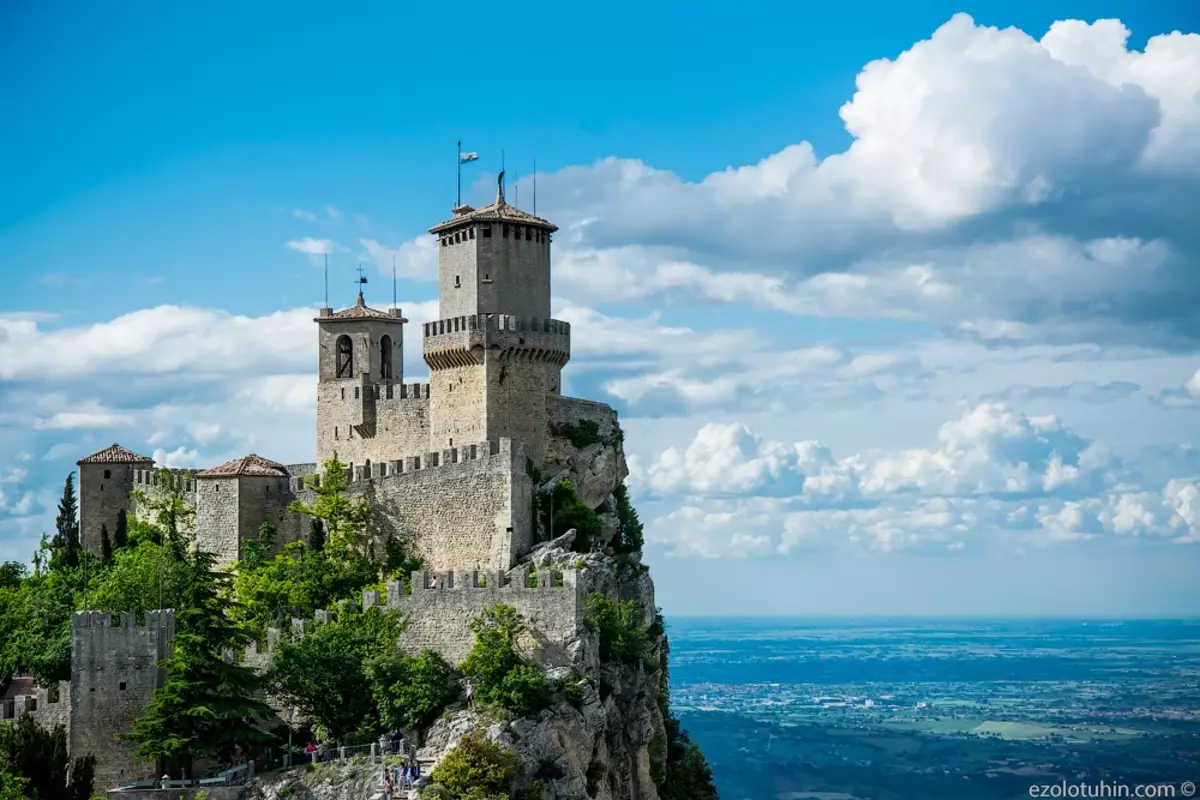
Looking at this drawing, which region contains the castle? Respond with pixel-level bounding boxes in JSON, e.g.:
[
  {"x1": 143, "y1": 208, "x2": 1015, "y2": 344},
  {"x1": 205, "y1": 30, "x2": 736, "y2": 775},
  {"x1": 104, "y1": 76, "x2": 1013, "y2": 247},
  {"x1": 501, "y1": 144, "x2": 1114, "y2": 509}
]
[{"x1": 6, "y1": 185, "x2": 630, "y2": 788}]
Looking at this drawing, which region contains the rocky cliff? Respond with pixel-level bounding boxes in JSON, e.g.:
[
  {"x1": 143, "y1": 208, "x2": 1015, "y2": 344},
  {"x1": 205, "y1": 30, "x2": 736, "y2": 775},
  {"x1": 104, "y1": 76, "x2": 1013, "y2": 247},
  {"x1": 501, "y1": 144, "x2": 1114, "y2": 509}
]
[{"x1": 245, "y1": 420, "x2": 714, "y2": 800}]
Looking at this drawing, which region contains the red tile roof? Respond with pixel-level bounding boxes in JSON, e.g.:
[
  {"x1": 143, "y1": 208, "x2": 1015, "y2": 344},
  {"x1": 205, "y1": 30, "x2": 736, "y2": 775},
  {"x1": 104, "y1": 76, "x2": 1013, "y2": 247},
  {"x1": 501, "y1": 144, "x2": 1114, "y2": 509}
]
[
  {"x1": 196, "y1": 454, "x2": 288, "y2": 478},
  {"x1": 314, "y1": 291, "x2": 405, "y2": 323},
  {"x1": 77, "y1": 443, "x2": 154, "y2": 465},
  {"x1": 429, "y1": 199, "x2": 557, "y2": 234},
  {"x1": 2, "y1": 676, "x2": 37, "y2": 699}
]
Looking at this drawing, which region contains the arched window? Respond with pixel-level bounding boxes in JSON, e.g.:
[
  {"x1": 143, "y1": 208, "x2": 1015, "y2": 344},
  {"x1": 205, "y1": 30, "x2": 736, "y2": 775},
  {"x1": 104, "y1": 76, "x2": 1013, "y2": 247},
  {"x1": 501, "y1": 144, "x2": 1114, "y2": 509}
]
[
  {"x1": 380, "y1": 335, "x2": 393, "y2": 379},
  {"x1": 336, "y1": 335, "x2": 353, "y2": 377}
]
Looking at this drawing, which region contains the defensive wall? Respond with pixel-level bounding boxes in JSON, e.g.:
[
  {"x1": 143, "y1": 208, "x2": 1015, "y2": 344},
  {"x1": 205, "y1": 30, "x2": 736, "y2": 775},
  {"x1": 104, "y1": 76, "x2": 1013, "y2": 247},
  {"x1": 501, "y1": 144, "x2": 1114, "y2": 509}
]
[
  {"x1": 347, "y1": 437, "x2": 533, "y2": 571},
  {"x1": 235, "y1": 565, "x2": 582, "y2": 670},
  {"x1": 1, "y1": 680, "x2": 71, "y2": 734},
  {"x1": 315, "y1": 377, "x2": 432, "y2": 468},
  {"x1": 70, "y1": 610, "x2": 175, "y2": 789}
]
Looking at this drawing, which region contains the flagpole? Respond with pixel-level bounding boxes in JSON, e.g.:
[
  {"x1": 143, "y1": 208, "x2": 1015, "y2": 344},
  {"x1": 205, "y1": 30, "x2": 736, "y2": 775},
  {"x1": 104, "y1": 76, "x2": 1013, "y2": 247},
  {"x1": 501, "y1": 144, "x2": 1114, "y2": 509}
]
[{"x1": 457, "y1": 140, "x2": 462, "y2": 208}]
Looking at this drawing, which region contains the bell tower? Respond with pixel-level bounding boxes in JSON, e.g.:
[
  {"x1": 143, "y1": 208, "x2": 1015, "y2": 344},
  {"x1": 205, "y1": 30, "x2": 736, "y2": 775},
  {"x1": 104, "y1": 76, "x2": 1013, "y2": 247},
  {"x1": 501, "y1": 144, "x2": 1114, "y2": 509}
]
[
  {"x1": 314, "y1": 290, "x2": 407, "y2": 467},
  {"x1": 423, "y1": 179, "x2": 570, "y2": 463}
]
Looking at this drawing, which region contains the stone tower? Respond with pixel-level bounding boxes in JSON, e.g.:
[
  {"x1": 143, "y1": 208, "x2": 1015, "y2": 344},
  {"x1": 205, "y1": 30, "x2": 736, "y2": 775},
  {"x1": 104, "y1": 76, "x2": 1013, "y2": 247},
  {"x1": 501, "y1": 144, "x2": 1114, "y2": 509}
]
[
  {"x1": 424, "y1": 185, "x2": 571, "y2": 464},
  {"x1": 76, "y1": 444, "x2": 154, "y2": 554},
  {"x1": 314, "y1": 292, "x2": 409, "y2": 467}
]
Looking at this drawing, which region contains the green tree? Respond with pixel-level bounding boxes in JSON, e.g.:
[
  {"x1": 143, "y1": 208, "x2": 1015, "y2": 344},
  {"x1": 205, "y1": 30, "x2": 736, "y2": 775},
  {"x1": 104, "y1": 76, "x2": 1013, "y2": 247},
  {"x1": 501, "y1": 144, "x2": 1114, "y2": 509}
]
[
  {"x1": 88, "y1": 540, "x2": 191, "y2": 617},
  {"x1": 288, "y1": 455, "x2": 371, "y2": 557},
  {"x1": 460, "y1": 604, "x2": 550, "y2": 716},
  {"x1": 0, "y1": 563, "x2": 24, "y2": 591},
  {"x1": 612, "y1": 483, "x2": 644, "y2": 554},
  {"x1": 0, "y1": 715, "x2": 95, "y2": 800},
  {"x1": 366, "y1": 649, "x2": 458, "y2": 732},
  {"x1": 121, "y1": 550, "x2": 274, "y2": 777},
  {"x1": 48, "y1": 475, "x2": 81, "y2": 572},
  {"x1": 231, "y1": 541, "x2": 377, "y2": 640},
  {"x1": 112, "y1": 509, "x2": 129, "y2": 551},
  {"x1": 265, "y1": 607, "x2": 401, "y2": 743},
  {"x1": 99, "y1": 525, "x2": 113, "y2": 567},
  {"x1": 133, "y1": 469, "x2": 196, "y2": 561},
  {"x1": 427, "y1": 731, "x2": 517, "y2": 800},
  {"x1": 241, "y1": 523, "x2": 277, "y2": 570},
  {"x1": 585, "y1": 594, "x2": 650, "y2": 663},
  {"x1": 307, "y1": 519, "x2": 325, "y2": 552}
]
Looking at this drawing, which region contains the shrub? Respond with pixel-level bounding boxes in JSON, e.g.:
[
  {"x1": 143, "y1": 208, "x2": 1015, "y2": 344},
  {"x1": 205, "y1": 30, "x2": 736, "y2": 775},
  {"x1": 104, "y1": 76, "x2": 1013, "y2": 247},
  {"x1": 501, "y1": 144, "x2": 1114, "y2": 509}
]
[
  {"x1": 428, "y1": 731, "x2": 517, "y2": 798},
  {"x1": 366, "y1": 648, "x2": 459, "y2": 731},
  {"x1": 537, "y1": 480, "x2": 602, "y2": 552},
  {"x1": 460, "y1": 604, "x2": 551, "y2": 717},
  {"x1": 496, "y1": 664, "x2": 552, "y2": 717},
  {"x1": 550, "y1": 419, "x2": 601, "y2": 448},
  {"x1": 585, "y1": 594, "x2": 651, "y2": 664},
  {"x1": 586, "y1": 759, "x2": 608, "y2": 795}
]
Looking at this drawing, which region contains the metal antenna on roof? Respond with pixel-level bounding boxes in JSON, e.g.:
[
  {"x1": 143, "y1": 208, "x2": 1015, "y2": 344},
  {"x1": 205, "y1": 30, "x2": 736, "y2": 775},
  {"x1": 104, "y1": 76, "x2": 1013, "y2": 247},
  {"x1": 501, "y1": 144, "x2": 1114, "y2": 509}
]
[
  {"x1": 324, "y1": 253, "x2": 329, "y2": 308},
  {"x1": 502, "y1": 150, "x2": 506, "y2": 200},
  {"x1": 392, "y1": 254, "x2": 397, "y2": 310},
  {"x1": 533, "y1": 159, "x2": 537, "y2": 216},
  {"x1": 515, "y1": 170, "x2": 519, "y2": 208}
]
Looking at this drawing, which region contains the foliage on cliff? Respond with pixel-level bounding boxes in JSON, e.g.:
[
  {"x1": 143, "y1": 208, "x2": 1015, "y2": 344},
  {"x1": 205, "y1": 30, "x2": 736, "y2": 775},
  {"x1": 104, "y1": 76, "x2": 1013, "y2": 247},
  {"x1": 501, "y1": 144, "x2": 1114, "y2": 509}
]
[
  {"x1": 653, "y1": 621, "x2": 719, "y2": 800},
  {"x1": 288, "y1": 453, "x2": 372, "y2": 556},
  {"x1": 264, "y1": 606, "x2": 399, "y2": 742},
  {"x1": 366, "y1": 648, "x2": 459, "y2": 732},
  {"x1": 460, "y1": 604, "x2": 551, "y2": 717},
  {"x1": 426, "y1": 731, "x2": 518, "y2": 800},
  {"x1": 0, "y1": 715, "x2": 95, "y2": 800}
]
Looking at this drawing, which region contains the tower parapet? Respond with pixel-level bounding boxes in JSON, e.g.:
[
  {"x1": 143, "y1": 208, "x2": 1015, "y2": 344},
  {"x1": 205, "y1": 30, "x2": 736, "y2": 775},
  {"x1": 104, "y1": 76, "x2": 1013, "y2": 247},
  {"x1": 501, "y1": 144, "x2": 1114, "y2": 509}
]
[{"x1": 422, "y1": 314, "x2": 571, "y2": 370}]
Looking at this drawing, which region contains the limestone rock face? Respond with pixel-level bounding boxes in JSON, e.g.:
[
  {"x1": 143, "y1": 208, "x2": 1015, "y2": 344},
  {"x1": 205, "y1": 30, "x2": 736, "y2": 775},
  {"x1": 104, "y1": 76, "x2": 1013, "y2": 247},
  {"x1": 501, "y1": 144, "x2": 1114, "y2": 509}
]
[
  {"x1": 543, "y1": 409, "x2": 629, "y2": 513},
  {"x1": 246, "y1": 762, "x2": 388, "y2": 800}
]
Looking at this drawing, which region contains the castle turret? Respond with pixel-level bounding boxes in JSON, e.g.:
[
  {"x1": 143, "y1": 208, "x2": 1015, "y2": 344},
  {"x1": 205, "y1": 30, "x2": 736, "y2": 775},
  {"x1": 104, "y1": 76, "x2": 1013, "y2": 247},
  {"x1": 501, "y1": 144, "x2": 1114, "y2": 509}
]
[
  {"x1": 194, "y1": 454, "x2": 291, "y2": 567},
  {"x1": 424, "y1": 186, "x2": 570, "y2": 463},
  {"x1": 77, "y1": 443, "x2": 154, "y2": 554},
  {"x1": 314, "y1": 292, "x2": 409, "y2": 467}
]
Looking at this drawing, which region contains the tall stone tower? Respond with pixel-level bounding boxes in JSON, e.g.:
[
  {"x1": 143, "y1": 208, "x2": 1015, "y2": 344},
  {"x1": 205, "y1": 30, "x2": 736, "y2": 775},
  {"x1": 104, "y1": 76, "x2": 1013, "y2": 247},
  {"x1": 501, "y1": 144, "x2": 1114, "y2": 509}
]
[
  {"x1": 314, "y1": 292, "x2": 409, "y2": 467},
  {"x1": 423, "y1": 183, "x2": 571, "y2": 464},
  {"x1": 76, "y1": 444, "x2": 154, "y2": 553}
]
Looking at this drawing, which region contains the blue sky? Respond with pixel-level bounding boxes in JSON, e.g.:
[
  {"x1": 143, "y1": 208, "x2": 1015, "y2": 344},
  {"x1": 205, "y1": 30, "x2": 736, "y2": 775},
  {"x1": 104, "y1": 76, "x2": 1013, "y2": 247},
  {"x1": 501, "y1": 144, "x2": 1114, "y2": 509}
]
[{"x1": 2, "y1": 1, "x2": 1199, "y2": 616}]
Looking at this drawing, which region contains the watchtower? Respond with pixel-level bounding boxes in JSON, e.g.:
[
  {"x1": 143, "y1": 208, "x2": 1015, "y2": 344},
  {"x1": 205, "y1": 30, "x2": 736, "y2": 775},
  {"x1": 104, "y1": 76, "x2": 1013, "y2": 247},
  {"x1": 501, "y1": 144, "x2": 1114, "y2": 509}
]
[
  {"x1": 77, "y1": 444, "x2": 154, "y2": 554},
  {"x1": 314, "y1": 291, "x2": 408, "y2": 466},
  {"x1": 424, "y1": 181, "x2": 571, "y2": 463}
]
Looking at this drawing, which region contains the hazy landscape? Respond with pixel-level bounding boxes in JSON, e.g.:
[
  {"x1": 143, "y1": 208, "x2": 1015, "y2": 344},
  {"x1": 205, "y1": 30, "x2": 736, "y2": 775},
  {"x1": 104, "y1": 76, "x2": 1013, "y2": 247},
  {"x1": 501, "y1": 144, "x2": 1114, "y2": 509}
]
[{"x1": 669, "y1": 618, "x2": 1200, "y2": 800}]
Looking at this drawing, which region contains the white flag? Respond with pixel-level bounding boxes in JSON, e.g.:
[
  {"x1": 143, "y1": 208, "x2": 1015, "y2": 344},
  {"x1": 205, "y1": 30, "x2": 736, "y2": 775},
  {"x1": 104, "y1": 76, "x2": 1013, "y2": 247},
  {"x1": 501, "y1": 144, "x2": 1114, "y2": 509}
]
[{"x1": 460, "y1": 152, "x2": 479, "y2": 163}]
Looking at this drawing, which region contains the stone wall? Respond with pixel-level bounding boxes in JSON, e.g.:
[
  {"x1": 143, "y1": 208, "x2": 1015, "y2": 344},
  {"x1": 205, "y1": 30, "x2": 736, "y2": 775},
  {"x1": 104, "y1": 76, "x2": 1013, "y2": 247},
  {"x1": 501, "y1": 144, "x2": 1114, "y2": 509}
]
[
  {"x1": 380, "y1": 567, "x2": 583, "y2": 666},
  {"x1": 356, "y1": 438, "x2": 532, "y2": 571},
  {"x1": 71, "y1": 610, "x2": 175, "y2": 790},
  {"x1": 239, "y1": 565, "x2": 583, "y2": 671},
  {"x1": 435, "y1": 220, "x2": 552, "y2": 320},
  {"x1": 2, "y1": 681, "x2": 71, "y2": 734},
  {"x1": 79, "y1": 462, "x2": 143, "y2": 554},
  {"x1": 315, "y1": 377, "x2": 432, "y2": 468}
]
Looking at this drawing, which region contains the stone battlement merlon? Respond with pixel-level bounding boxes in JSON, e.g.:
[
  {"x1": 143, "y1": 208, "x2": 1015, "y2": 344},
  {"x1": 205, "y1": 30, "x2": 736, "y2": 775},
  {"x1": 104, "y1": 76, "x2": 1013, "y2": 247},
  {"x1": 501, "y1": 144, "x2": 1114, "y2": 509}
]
[
  {"x1": 340, "y1": 437, "x2": 519, "y2": 486},
  {"x1": 132, "y1": 468, "x2": 196, "y2": 493},
  {"x1": 71, "y1": 609, "x2": 175, "y2": 630},
  {"x1": 422, "y1": 315, "x2": 571, "y2": 370},
  {"x1": 422, "y1": 314, "x2": 571, "y2": 338}
]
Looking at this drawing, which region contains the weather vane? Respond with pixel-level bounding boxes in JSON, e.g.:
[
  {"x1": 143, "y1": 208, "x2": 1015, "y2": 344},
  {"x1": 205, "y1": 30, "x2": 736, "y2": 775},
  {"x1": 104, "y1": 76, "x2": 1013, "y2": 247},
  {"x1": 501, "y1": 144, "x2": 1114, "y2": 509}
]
[{"x1": 356, "y1": 264, "x2": 368, "y2": 286}]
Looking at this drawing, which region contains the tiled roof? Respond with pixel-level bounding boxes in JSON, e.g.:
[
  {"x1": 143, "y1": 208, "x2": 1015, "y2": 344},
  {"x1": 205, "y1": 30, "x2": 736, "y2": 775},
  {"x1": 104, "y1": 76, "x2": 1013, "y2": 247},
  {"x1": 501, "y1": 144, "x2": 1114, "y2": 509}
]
[
  {"x1": 429, "y1": 199, "x2": 558, "y2": 234},
  {"x1": 77, "y1": 443, "x2": 154, "y2": 465},
  {"x1": 2, "y1": 676, "x2": 37, "y2": 699},
  {"x1": 196, "y1": 454, "x2": 288, "y2": 478},
  {"x1": 314, "y1": 292, "x2": 405, "y2": 323}
]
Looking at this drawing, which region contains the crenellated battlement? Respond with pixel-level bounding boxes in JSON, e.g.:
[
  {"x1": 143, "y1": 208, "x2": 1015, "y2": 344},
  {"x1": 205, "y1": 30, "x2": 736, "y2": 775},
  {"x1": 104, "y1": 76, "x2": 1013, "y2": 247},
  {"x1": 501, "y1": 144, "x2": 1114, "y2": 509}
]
[
  {"x1": 71, "y1": 609, "x2": 175, "y2": 631},
  {"x1": 132, "y1": 468, "x2": 196, "y2": 494},
  {"x1": 339, "y1": 436, "x2": 519, "y2": 486},
  {"x1": 237, "y1": 565, "x2": 581, "y2": 668},
  {"x1": 422, "y1": 314, "x2": 571, "y2": 370}
]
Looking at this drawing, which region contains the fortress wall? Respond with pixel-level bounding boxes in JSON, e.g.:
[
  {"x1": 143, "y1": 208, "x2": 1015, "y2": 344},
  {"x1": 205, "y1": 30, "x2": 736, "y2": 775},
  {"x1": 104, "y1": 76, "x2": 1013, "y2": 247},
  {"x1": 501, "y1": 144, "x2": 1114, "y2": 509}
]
[
  {"x1": 70, "y1": 610, "x2": 174, "y2": 789},
  {"x1": 429, "y1": 364, "x2": 486, "y2": 450},
  {"x1": 353, "y1": 438, "x2": 532, "y2": 571},
  {"x1": 316, "y1": 378, "x2": 432, "y2": 467},
  {"x1": 377, "y1": 567, "x2": 583, "y2": 666},
  {"x1": 486, "y1": 357, "x2": 559, "y2": 467},
  {"x1": 238, "y1": 565, "x2": 582, "y2": 670}
]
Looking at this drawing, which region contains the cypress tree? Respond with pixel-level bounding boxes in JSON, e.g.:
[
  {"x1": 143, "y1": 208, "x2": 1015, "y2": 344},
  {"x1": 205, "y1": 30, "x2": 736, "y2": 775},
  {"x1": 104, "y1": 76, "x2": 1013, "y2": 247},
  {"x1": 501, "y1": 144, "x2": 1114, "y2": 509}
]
[
  {"x1": 100, "y1": 524, "x2": 113, "y2": 566},
  {"x1": 113, "y1": 509, "x2": 129, "y2": 551},
  {"x1": 49, "y1": 474, "x2": 81, "y2": 571},
  {"x1": 121, "y1": 549, "x2": 275, "y2": 777},
  {"x1": 308, "y1": 519, "x2": 326, "y2": 552}
]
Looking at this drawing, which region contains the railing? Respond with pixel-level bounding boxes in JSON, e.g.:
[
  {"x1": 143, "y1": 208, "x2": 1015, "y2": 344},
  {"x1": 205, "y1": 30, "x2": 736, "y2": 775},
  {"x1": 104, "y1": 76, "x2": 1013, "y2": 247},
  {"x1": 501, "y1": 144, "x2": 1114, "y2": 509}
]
[{"x1": 115, "y1": 762, "x2": 251, "y2": 790}]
